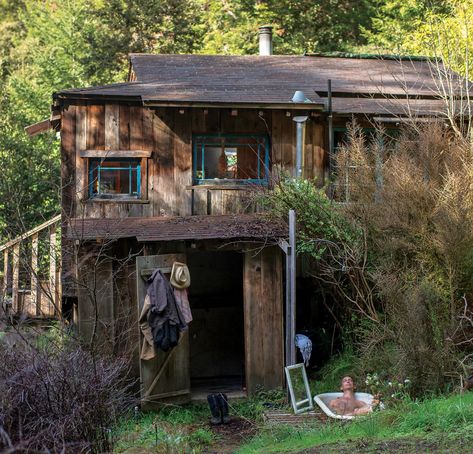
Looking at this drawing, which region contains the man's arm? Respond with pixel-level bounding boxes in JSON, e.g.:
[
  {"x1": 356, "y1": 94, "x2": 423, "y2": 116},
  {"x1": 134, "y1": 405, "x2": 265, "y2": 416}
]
[{"x1": 352, "y1": 400, "x2": 372, "y2": 415}]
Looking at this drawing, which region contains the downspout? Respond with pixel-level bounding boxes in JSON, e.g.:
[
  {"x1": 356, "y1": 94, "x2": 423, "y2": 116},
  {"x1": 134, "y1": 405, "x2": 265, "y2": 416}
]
[{"x1": 293, "y1": 117, "x2": 308, "y2": 178}]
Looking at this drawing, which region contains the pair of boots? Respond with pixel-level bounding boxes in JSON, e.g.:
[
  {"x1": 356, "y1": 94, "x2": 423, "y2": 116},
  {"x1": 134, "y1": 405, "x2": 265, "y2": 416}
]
[{"x1": 207, "y1": 393, "x2": 230, "y2": 425}]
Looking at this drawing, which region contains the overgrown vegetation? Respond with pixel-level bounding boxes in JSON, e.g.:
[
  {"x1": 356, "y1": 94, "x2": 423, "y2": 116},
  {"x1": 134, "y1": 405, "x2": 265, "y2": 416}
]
[
  {"x1": 264, "y1": 122, "x2": 473, "y2": 397},
  {"x1": 0, "y1": 325, "x2": 132, "y2": 452}
]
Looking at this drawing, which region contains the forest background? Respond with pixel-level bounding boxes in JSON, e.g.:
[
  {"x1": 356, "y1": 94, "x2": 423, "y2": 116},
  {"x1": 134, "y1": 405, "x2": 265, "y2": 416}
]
[{"x1": 0, "y1": 0, "x2": 470, "y2": 240}]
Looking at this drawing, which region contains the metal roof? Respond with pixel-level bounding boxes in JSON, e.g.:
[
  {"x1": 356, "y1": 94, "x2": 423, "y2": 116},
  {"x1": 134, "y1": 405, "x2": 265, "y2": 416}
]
[{"x1": 67, "y1": 214, "x2": 286, "y2": 242}]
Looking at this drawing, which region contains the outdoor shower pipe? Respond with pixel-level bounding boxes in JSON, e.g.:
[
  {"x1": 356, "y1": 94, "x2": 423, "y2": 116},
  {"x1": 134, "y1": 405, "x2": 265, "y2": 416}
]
[{"x1": 293, "y1": 115, "x2": 309, "y2": 179}]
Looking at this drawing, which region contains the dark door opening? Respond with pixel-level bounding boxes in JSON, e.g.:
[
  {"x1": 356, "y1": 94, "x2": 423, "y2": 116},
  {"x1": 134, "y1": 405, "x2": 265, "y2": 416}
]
[{"x1": 187, "y1": 250, "x2": 245, "y2": 398}]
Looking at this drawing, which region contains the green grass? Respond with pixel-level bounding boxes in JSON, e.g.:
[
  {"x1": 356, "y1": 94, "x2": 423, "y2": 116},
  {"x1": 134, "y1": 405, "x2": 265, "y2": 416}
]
[
  {"x1": 236, "y1": 392, "x2": 473, "y2": 453},
  {"x1": 112, "y1": 395, "x2": 285, "y2": 453},
  {"x1": 113, "y1": 405, "x2": 216, "y2": 453}
]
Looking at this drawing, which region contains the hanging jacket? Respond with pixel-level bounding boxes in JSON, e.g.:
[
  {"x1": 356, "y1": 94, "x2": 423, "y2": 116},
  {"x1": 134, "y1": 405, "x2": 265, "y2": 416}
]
[
  {"x1": 146, "y1": 269, "x2": 187, "y2": 352},
  {"x1": 173, "y1": 288, "x2": 193, "y2": 324}
]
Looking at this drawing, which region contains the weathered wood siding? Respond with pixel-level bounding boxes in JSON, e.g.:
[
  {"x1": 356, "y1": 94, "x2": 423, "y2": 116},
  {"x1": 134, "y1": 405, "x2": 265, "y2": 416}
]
[
  {"x1": 243, "y1": 246, "x2": 284, "y2": 393},
  {"x1": 60, "y1": 104, "x2": 327, "y2": 221}
]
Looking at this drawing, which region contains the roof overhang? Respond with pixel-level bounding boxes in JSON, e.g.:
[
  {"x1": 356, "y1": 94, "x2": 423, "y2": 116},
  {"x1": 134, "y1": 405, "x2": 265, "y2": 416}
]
[{"x1": 67, "y1": 214, "x2": 287, "y2": 243}]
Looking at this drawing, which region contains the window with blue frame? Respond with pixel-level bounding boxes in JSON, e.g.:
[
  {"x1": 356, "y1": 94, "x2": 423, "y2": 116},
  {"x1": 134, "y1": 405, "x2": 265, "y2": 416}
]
[
  {"x1": 193, "y1": 134, "x2": 269, "y2": 184},
  {"x1": 89, "y1": 158, "x2": 141, "y2": 198}
]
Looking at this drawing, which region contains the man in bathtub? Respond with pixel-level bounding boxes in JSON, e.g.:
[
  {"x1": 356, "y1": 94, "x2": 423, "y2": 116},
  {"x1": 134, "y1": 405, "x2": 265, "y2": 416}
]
[{"x1": 329, "y1": 376, "x2": 373, "y2": 416}]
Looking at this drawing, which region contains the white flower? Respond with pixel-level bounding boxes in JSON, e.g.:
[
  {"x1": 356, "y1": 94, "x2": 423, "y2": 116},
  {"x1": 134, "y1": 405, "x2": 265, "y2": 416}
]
[
  {"x1": 404, "y1": 379, "x2": 410, "y2": 384},
  {"x1": 398, "y1": 383, "x2": 403, "y2": 388},
  {"x1": 388, "y1": 382, "x2": 393, "y2": 387},
  {"x1": 391, "y1": 394, "x2": 395, "y2": 398},
  {"x1": 365, "y1": 380, "x2": 369, "y2": 385}
]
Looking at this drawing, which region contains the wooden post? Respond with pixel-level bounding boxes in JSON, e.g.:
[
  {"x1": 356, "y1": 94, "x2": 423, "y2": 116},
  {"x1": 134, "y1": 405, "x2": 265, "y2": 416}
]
[
  {"x1": 49, "y1": 225, "x2": 57, "y2": 316},
  {"x1": 3, "y1": 249, "x2": 8, "y2": 298},
  {"x1": 12, "y1": 242, "x2": 20, "y2": 313},
  {"x1": 288, "y1": 209, "x2": 296, "y2": 366},
  {"x1": 31, "y1": 233, "x2": 39, "y2": 316}
]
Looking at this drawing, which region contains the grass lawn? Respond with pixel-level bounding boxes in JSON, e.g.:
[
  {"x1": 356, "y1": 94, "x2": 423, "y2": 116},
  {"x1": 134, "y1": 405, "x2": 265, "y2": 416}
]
[
  {"x1": 113, "y1": 397, "x2": 266, "y2": 453},
  {"x1": 237, "y1": 392, "x2": 473, "y2": 453},
  {"x1": 113, "y1": 391, "x2": 473, "y2": 453}
]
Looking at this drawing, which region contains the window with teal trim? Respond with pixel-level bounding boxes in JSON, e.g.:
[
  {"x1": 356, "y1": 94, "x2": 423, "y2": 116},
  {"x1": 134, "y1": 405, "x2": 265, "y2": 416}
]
[
  {"x1": 89, "y1": 158, "x2": 141, "y2": 198},
  {"x1": 193, "y1": 134, "x2": 269, "y2": 184}
]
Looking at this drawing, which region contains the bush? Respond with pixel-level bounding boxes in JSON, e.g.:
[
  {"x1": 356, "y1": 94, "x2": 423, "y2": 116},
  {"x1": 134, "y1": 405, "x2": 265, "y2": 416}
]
[
  {"x1": 0, "y1": 335, "x2": 132, "y2": 452},
  {"x1": 264, "y1": 121, "x2": 473, "y2": 396}
]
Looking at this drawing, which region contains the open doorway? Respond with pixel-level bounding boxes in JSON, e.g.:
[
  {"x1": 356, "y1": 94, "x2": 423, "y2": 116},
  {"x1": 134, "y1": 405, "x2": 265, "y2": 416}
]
[{"x1": 187, "y1": 250, "x2": 245, "y2": 399}]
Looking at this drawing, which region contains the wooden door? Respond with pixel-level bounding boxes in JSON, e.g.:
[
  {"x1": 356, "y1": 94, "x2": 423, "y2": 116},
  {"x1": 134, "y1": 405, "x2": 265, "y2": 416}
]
[
  {"x1": 243, "y1": 246, "x2": 284, "y2": 394},
  {"x1": 136, "y1": 253, "x2": 190, "y2": 408}
]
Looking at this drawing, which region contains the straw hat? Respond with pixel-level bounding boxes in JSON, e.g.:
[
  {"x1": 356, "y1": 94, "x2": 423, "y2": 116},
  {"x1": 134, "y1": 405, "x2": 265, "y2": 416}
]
[{"x1": 170, "y1": 262, "x2": 191, "y2": 289}]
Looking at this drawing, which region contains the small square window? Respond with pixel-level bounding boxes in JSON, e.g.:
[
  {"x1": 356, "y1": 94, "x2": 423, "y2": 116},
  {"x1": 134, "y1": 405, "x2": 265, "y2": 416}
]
[{"x1": 89, "y1": 158, "x2": 141, "y2": 199}]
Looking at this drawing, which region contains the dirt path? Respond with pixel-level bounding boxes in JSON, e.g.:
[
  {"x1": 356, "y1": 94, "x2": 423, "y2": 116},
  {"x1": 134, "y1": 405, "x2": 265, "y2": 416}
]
[{"x1": 205, "y1": 418, "x2": 257, "y2": 454}]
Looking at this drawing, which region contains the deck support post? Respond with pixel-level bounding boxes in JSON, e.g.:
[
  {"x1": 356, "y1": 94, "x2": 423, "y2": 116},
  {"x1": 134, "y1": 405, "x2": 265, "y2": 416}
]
[
  {"x1": 12, "y1": 243, "x2": 20, "y2": 313},
  {"x1": 31, "y1": 233, "x2": 39, "y2": 316},
  {"x1": 49, "y1": 225, "x2": 57, "y2": 315},
  {"x1": 3, "y1": 249, "x2": 8, "y2": 299}
]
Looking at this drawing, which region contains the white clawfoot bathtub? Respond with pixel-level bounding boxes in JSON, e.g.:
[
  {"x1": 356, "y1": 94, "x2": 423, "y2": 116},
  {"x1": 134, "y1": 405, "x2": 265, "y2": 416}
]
[{"x1": 314, "y1": 392, "x2": 378, "y2": 420}]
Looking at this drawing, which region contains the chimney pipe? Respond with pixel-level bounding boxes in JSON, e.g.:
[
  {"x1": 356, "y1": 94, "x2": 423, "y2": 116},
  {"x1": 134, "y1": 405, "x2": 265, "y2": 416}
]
[{"x1": 259, "y1": 26, "x2": 273, "y2": 56}]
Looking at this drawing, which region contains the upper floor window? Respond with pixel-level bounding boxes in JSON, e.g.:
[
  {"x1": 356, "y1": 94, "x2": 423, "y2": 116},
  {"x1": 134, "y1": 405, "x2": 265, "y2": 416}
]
[
  {"x1": 89, "y1": 158, "x2": 141, "y2": 199},
  {"x1": 330, "y1": 127, "x2": 399, "y2": 202},
  {"x1": 193, "y1": 134, "x2": 269, "y2": 185}
]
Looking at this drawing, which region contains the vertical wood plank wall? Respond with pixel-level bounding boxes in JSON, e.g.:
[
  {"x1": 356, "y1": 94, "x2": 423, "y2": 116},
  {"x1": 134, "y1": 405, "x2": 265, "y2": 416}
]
[
  {"x1": 62, "y1": 104, "x2": 327, "y2": 221},
  {"x1": 243, "y1": 246, "x2": 284, "y2": 393}
]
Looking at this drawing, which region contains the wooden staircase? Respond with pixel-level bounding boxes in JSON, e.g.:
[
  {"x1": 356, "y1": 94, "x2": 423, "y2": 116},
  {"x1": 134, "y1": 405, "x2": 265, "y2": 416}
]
[{"x1": 0, "y1": 215, "x2": 61, "y2": 318}]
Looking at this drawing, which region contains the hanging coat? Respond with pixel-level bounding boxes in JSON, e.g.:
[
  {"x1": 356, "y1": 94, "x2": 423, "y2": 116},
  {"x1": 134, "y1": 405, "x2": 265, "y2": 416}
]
[{"x1": 146, "y1": 269, "x2": 187, "y2": 352}]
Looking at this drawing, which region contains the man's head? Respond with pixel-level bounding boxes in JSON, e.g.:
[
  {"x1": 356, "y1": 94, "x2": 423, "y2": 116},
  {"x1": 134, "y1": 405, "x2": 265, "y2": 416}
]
[{"x1": 340, "y1": 376, "x2": 355, "y2": 392}]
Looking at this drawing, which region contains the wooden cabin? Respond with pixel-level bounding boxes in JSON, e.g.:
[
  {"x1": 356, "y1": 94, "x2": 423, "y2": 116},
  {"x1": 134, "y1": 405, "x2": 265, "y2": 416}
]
[{"x1": 53, "y1": 31, "x2": 447, "y2": 405}]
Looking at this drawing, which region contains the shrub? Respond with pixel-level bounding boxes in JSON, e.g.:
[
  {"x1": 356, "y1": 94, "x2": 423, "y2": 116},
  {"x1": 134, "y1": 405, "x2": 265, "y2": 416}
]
[
  {"x1": 0, "y1": 334, "x2": 132, "y2": 452},
  {"x1": 264, "y1": 121, "x2": 473, "y2": 396}
]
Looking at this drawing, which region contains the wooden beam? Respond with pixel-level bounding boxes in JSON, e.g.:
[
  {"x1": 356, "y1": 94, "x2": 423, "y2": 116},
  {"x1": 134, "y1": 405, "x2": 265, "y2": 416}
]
[
  {"x1": 0, "y1": 215, "x2": 61, "y2": 252},
  {"x1": 49, "y1": 225, "x2": 57, "y2": 316},
  {"x1": 79, "y1": 149, "x2": 152, "y2": 158},
  {"x1": 3, "y1": 249, "x2": 8, "y2": 297},
  {"x1": 12, "y1": 243, "x2": 20, "y2": 313},
  {"x1": 24, "y1": 119, "x2": 52, "y2": 137},
  {"x1": 31, "y1": 233, "x2": 39, "y2": 316}
]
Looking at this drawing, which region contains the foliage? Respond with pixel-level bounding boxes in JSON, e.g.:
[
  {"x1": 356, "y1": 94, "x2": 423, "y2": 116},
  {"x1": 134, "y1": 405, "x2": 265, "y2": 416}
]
[
  {"x1": 365, "y1": 0, "x2": 473, "y2": 76},
  {"x1": 364, "y1": 372, "x2": 411, "y2": 407},
  {"x1": 312, "y1": 350, "x2": 360, "y2": 395},
  {"x1": 0, "y1": 332, "x2": 131, "y2": 452},
  {"x1": 336, "y1": 121, "x2": 473, "y2": 394},
  {"x1": 114, "y1": 409, "x2": 216, "y2": 453},
  {"x1": 260, "y1": 177, "x2": 379, "y2": 324},
  {"x1": 199, "y1": 0, "x2": 379, "y2": 55}
]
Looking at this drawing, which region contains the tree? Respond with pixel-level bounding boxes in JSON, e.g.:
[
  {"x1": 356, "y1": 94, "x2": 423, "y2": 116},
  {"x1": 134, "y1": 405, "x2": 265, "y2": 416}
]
[{"x1": 199, "y1": 0, "x2": 381, "y2": 55}]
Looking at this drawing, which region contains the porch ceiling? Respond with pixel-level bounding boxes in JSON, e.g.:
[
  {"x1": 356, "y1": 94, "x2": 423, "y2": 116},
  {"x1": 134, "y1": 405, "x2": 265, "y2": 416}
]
[{"x1": 67, "y1": 214, "x2": 287, "y2": 242}]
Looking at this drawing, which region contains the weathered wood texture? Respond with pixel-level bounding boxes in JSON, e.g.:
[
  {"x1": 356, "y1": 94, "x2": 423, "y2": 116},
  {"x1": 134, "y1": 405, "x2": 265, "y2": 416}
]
[
  {"x1": 77, "y1": 254, "x2": 115, "y2": 350},
  {"x1": 65, "y1": 104, "x2": 327, "y2": 221},
  {"x1": 243, "y1": 246, "x2": 284, "y2": 394},
  {"x1": 136, "y1": 253, "x2": 190, "y2": 408}
]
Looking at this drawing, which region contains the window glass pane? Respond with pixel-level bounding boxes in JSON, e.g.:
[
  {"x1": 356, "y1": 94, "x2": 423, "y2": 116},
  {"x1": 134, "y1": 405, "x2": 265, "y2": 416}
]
[
  {"x1": 194, "y1": 135, "x2": 267, "y2": 182},
  {"x1": 90, "y1": 159, "x2": 140, "y2": 197}
]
